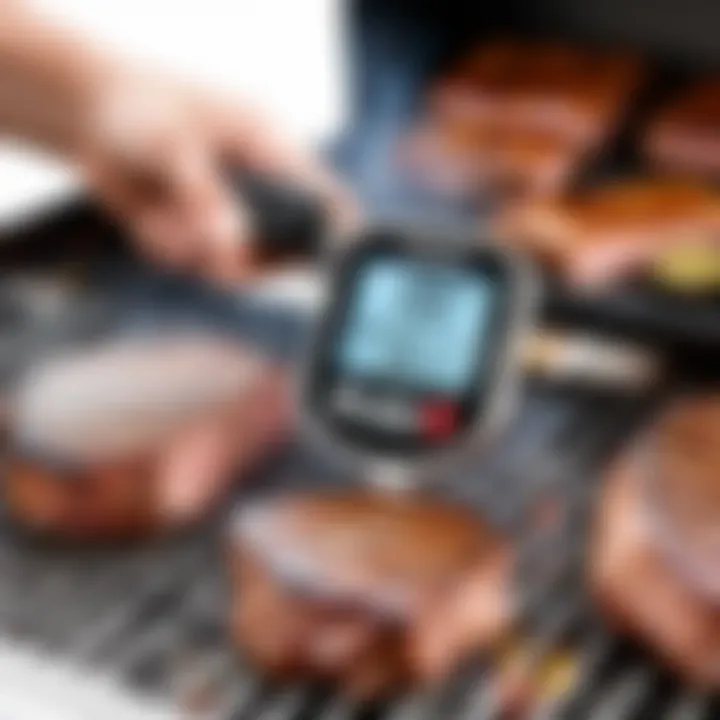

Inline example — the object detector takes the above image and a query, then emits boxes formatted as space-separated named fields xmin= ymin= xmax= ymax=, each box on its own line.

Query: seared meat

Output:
xmin=229 ymin=492 xmax=515 ymax=698
xmin=591 ymin=396 xmax=720 ymax=688
xmin=496 ymin=179 xmax=720 ymax=285
xmin=645 ymin=80 xmax=720 ymax=177
xmin=405 ymin=40 xmax=643 ymax=200
xmin=403 ymin=124 xmax=578 ymax=199
xmin=5 ymin=333 xmax=291 ymax=540
xmin=433 ymin=40 xmax=641 ymax=143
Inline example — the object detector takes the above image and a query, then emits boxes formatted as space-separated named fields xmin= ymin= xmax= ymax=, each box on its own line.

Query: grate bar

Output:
xmin=586 ymin=668 xmax=657 ymax=720
xmin=315 ymin=695 xmax=357 ymax=720
xmin=113 ymin=570 xmax=223 ymax=673
xmin=387 ymin=689 xmax=449 ymax=720
xmin=664 ymin=691 xmax=712 ymax=720
xmin=456 ymin=682 xmax=498 ymax=720
xmin=252 ymin=687 xmax=310 ymax=720
xmin=70 ymin=548 xmax=206 ymax=662
xmin=551 ymin=631 xmax=617 ymax=718
xmin=212 ymin=672 xmax=263 ymax=720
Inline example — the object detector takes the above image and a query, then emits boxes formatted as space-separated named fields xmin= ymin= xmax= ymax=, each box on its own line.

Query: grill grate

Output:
xmin=0 ymin=249 xmax=715 ymax=717
xmin=0 ymin=378 xmax=711 ymax=719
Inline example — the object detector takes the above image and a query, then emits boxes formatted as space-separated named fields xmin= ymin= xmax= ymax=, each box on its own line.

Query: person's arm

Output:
xmin=0 ymin=1 xmax=116 ymax=154
xmin=0 ymin=1 xmax=354 ymax=283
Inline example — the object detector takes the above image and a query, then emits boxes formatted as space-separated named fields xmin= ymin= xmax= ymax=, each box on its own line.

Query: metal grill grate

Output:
xmin=0 ymin=240 xmax=715 ymax=717
xmin=0 ymin=375 xmax=712 ymax=718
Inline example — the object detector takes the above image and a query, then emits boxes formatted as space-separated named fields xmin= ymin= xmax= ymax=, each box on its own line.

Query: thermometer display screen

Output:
xmin=337 ymin=259 xmax=495 ymax=395
xmin=303 ymin=230 xmax=523 ymax=459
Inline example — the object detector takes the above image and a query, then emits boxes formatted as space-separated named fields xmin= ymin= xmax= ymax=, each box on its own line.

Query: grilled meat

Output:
xmin=229 ymin=492 xmax=515 ymax=698
xmin=433 ymin=40 xmax=641 ymax=143
xmin=5 ymin=332 xmax=291 ymax=540
xmin=645 ymin=80 xmax=720 ymax=177
xmin=591 ymin=397 xmax=720 ymax=688
xmin=405 ymin=40 xmax=643 ymax=200
xmin=496 ymin=179 xmax=720 ymax=285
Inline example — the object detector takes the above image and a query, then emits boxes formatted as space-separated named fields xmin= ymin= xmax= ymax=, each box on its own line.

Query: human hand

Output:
xmin=78 ymin=73 xmax=356 ymax=284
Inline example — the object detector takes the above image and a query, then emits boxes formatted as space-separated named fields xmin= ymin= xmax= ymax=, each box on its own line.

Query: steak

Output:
xmin=229 ymin=492 xmax=515 ymax=698
xmin=496 ymin=179 xmax=720 ymax=285
xmin=645 ymin=80 xmax=720 ymax=178
xmin=404 ymin=40 xmax=643 ymax=200
xmin=5 ymin=332 xmax=291 ymax=540
xmin=591 ymin=396 xmax=720 ymax=688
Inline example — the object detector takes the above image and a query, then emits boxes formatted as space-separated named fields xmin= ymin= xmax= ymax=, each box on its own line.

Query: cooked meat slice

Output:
xmin=402 ymin=122 xmax=581 ymax=201
xmin=496 ymin=179 xmax=720 ymax=285
xmin=487 ymin=131 xmax=580 ymax=199
xmin=499 ymin=46 xmax=641 ymax=145
xmin=433 ymin=40 xmax=642 ymax=143
xmin=229 ymin=492 xmax=515 ymax=698
xmin=591 ymin=397 xmax=720 ymax=688
xmin=430 ymin=39 xmax=528 ymax=128
xmin=5 ymin=333 xmax=291 ymax=540
xmin=645 ymin=80 xmax=720 ymax=177
xmin=415 ymin=41 xmax=642 ymax=200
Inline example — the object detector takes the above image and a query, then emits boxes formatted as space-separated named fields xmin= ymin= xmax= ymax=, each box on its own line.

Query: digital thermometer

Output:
xmin=300 ymin=224 xmax=540 ymax=490
xmin=225 ymin=173 xmax=659 ymax=486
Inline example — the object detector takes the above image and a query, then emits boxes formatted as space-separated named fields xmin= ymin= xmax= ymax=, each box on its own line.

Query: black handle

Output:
xmin=540 ymin=279 xmax=720 ymax=381
xmin=229 ymin=169 xmax=328 ymax=260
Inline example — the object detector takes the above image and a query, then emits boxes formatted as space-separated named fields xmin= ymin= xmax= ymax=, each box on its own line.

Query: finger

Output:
xmin=95 ymin=126 xmax=254 ymax=281
xmin=159 ymin=136 xmax=262 ymax=283
xmin=82 ymin=115 xmax=207 ymax=219
xmin=83 ymin=84 xmax=188 ymax=210
xmin=91 ymin=146 xmax=255 ymax=283
xmin=90 ymin=182 xmax=203 ymax=274
xmin=84 ymin=156 xmax=200 ymax=272
xmin=194 ymin=195 xmax=257 ymax=285
xmin=212 ymin=104 xmax=360 ymax=235
xmin=133 ymin=210 xmax=203 ymax=271
xmin=88 ymin=79 xmax=231 ymax=216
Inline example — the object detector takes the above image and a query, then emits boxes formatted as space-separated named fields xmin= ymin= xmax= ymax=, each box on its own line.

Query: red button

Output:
xmin=421 ymin=400 xmax=458 ymax=440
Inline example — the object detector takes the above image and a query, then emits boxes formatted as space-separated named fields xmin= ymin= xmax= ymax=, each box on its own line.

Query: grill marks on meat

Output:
xmin=496 ymin=179 xmax=720 ymax=285
xmin=646 ymin=80 xmax=720 ymax=177
xmin=229 ymin=493 xmax=515 ymax=698
xmin=434 ymin=40 xmax=641 ymax=142
xmin=404 ymin=109 xmax=580 ymax=200
xmin=591 ymin=397 xmax=720 ymax=688
xmin=5 ymin=333 xmax=291 ymax=540
xmin=405 ymin=40 xmax=643 ymax=200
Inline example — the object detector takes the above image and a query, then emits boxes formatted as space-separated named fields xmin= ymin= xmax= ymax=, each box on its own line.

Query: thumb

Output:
xmin=165 ymin=144 xmax=257 ymax=282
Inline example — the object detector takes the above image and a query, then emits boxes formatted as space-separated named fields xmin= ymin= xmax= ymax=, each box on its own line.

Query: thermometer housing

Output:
xmin=299 ymin=224 xmax=540 ymax=478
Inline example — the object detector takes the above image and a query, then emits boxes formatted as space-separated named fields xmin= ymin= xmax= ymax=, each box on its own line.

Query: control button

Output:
xmin=421 ymin=400 xmax=458 ymax=440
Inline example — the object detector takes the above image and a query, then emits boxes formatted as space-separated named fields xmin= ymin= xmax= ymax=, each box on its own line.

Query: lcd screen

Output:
xmin=336 ymin=258 xmax=496 ymax=394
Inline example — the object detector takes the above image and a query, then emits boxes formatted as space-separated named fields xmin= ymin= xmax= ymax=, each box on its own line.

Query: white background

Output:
xmin=0 ymin=0 xmax=346 ymax=222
